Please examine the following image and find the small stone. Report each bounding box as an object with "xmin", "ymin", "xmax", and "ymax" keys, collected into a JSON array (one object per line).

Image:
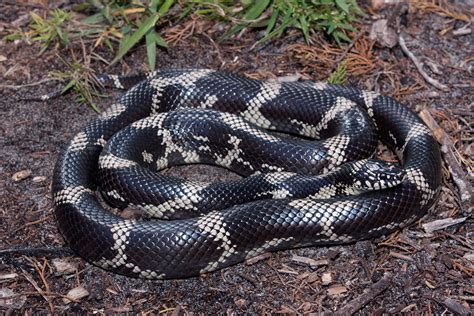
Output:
[
  {"xmin": 12, "ymin": 169, "xmax": 32, "ymax": 181},
  {"xmin": 63, "ymin": 286, "xmax": 89, "ymax": 304}
]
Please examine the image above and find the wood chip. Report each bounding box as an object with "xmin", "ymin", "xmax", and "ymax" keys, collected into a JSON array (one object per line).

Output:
[
  {"xmin": 400, "ymin": 303, "xmax": 416, "ymax": 312},
  {"xmin": 0, "ymin": 55, "xmax": 6, "ymax": 62},
  {"xmin": 336, "ymin": 273, "xmax": 393, "ymax": 315},
  {"xmin": 63, "ymin": 286, "xmax": 89, "ymax": 304},
  {"xmin": 106, "ymin": 288, "xmax": 119, "ymax": 295},
  {"xmin": 419, "ymin": 109, "xmax": 473, "ymax": 203},
  {"xmin": 422, "ymin": 217, "xmax": 467, "ymax": 233},
  {"xmin": 328, "ymin": 285, "xmax": 347, "ymax": 296},
  {"xmin": 322, "ymin": 272, "xmax": 333, "ymax": 285},
  {"xmin": 106, "ymin": 306, "xmax": 132, "ymax": 313},
  {"xmin": 234, "ymin": 298, "xmax": 247, "ymax": 308},
  {"xmin": 305, "ymin": 272, "xmax": 320, "ymax": 284},
  {"xmin": 277, "ymin": 268, "xmax": 299, "ymax": 275},
  {"xmin": 52, "ymin": 258, "xmax": 77, "ymax": 275},
  {"xmin": 453, "ymin": 24, "xmax": 471, "ymax": 36},
  {"xmin": 245, "ymin": 252, "xmax": 271, "ymax": 265},
  {"xmin": 389, "ymin": 251, "xmax": 414, "ymax": 262},
  {"xmin": 463, "ymin": 253, "xmax": 474, "ymax": 261},
  {"xmin": 32, "ymin": 176, "xmax": 47, "ymax": 183},
  {"xmin": 440, "ymin": 297, "xmax": 472, "ymax": 315},
  {"xmin": 0, "ymin": 273, "xmax": 18, "ymax": 280},
  {"xmin": 12, "ymin": 169, "xmax": 32, "ymax": 182},
  {"xmin": 291, "ymin": 255, "xmax": 329, "ymax": 267}
]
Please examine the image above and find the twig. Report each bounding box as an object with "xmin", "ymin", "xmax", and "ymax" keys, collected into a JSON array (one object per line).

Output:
[
  {"xmin": 9, "ymin": 215, "xmax": 51, "ymax": 235},
  {"xmin": 0, "ymin": 78, "xmax": 61, "ymax": 90},
  {"xmin": 201, "ymin": 33, "xmax": 225, "ymax": 68},
  {"xmin": 419, "ymin": 109, "xmax": 473, "ymax": 204},
  {"xmin": 22, "ymin": 269, "xmax": 55, "ymax": 313},
  {"xmin": 398, "ymin": 34, "xmax": 449, "ymax": 91},
  {"xmin": 3, "ymin": 291, "xmax": 79, "ymax": 303},
  {"xmin": 327, "ymin": 31, "xmax": 364, "ymax": 76},
  {"xmin": 33, "ymin": 258, "xmax": 51, "ymax": 297},
  {"xmin": 0, "ymin": 246, "xmax": 74, "ymax": 257},
  {"xmin": 335, "ymin": 273, "xmax": 393, "ymax": 315}
]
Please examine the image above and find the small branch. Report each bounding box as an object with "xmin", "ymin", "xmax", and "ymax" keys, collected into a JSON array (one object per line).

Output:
[
  {"xmin": 327, "ymin": 31, "xmax": 363, "ymax": 77},
  {"xmin": 9, "ymin": 215, "xmax": 51, "ymax": 235},
  {"xmin": 419, "ymin": 109, "xmax": 472, "ymax": 204},
  {"xmin": 336, "ymin": 273, "xmax": 393, "ymax": 315},
  {"xmin": 22, "ymin": 270, "xmax": 55, "ymax": 313},
  {"xmin": 398, "ymin": 34, "xmax": 449, "ymax": 91},
  {"xmin": 0, "ymin": 246, "xmax": 74, "ymax": 257},
  {"xmin": 0, "ymin": 78, "xmax": 61, "ymax": 90}
]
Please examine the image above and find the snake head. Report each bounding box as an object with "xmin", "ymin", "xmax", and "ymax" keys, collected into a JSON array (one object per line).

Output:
[{"xmin": 351, "ymin": 159, "xmax": 404, "ymax": 191}]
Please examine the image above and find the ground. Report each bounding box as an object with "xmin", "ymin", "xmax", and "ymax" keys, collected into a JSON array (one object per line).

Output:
[{"xmin": 0, "ymin": 1, "xmax": 473, "ymax": 314}]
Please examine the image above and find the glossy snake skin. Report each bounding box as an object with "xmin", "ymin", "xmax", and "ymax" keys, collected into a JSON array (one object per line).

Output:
[{"xmin": 52, "ymin": 69, "xmax": 442, "ymax": 279}]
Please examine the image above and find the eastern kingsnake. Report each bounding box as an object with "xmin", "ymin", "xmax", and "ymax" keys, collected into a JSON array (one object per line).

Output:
[{"xmin": 52, "ymin": 69, "xmax": 442, "ymax": 279}]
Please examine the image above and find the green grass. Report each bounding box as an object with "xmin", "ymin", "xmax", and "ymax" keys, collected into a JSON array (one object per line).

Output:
[
  {"xmin": 327, "ymin": 60, "xmax": 347, "ymax": 84},
  {"xmin": 5, "ymin": 1, "xmax": 362, "ymax": 110},
  {"xmin": 49, "ymin": 56, "xmax": 106, "ymax": 112},
  {"xmin": 9, "ymin": 1, "xmax": 363, "ymax": 69},
  {"xmin": 209, "ymin": 0, "xmax": 364, "ymax": 45}
]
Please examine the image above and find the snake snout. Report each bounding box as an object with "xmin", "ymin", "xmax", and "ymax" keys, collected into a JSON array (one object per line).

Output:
[{"xmin": 353, "ymin": 159, "xmax": 404, "ymax": 191}]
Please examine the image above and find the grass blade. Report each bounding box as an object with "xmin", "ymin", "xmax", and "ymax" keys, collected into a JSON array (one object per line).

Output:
[
  {"xmin": 154, "ymin": 33, "xmax": 168, "ymax": 48},
  {"xmin": 335, "ymin": 0, "xmax": 349, "ymax": 13},
  {"xmin": 145, "ymin": 29, "xmax": 156, "ymax": 70},
  {"xmin": 221, "ymin": 0, "xmax": 270, "ymax": 40},
  {"xmin": 265, "ymin": 8, "xmax": 279, "ymax": 34},
  {"xmin": 256, "ymin": 10, "xmax": 294, "ymax": 45},
  {"xmin": 111, "ymin": 13, "xmax": 160, "ymax": 65},
  {"xmin": 157, "ymin": 0, "xmax": 174, "ymax": 16}
]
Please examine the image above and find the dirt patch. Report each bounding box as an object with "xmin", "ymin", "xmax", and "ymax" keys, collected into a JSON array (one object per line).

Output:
[{"xmin": 1, "ymin": 2, "xmax": 472, "ymax": 314}]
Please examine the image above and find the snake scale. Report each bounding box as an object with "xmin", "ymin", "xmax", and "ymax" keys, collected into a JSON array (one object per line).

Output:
[{"xmin": 52, "ymin": 69, "xmax": 442, "ymax": 279}]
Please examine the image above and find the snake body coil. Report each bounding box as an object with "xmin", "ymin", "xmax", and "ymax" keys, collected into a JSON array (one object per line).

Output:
[{"xmin": 52, "ymin": 69, "xmax": 441, "ymax": 279}]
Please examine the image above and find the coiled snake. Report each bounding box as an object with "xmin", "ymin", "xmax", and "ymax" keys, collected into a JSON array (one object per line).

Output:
[{"xmin": 52, "ymin": 69, "xmax": 441, "ymax": 279}]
